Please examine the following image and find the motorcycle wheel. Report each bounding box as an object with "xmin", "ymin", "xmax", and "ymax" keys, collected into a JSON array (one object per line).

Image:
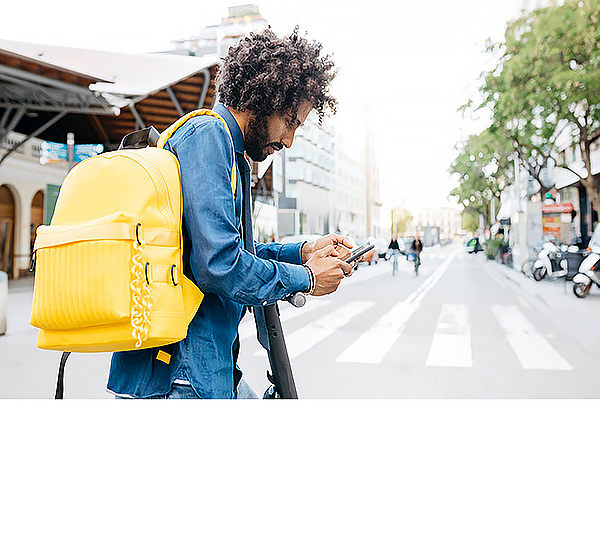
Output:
[
  {"xmin": 573, "ymin": 282, "xmax": 591, "ymax": 299},
  {"xmin": 533, "ymin": 267, "xmax": 546, "ymax": 281}
]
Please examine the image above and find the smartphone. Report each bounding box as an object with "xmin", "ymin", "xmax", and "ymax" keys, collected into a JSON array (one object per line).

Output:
[{"xmin": 345, "ymin": 243, "xmax": 375, "ymax": 264}]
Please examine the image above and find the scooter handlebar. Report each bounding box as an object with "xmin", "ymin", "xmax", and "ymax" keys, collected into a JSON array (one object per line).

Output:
[{"xmin": 284, "ymin": 292, "xmax": 306, "ymax": 308}]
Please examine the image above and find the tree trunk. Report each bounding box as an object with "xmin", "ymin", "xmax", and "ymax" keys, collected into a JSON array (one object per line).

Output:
[{"xmin": 581, "ymin": 134, "xmax": 600, "ymax": 228}]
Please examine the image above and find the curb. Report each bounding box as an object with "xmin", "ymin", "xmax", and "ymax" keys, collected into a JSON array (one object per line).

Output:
[{"xmin": 494, "ymin": 261, "xmax": 566, "ymax": 308}]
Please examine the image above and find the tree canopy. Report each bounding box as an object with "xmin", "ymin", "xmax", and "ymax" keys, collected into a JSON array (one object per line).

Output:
[
  {"xmin": 453, "ymin": 0, "xmax": 600, "ymax": 223},
  {"xmin": 450, "ymin": 127, "xmax": 513, "ymax": 225},
  {"xmin": 480, "ymin": 0, "xmax": 600, "ymax": 206}
]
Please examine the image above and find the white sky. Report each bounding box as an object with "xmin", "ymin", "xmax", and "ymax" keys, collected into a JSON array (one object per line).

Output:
[{"xmin": 3, "ymin": 0, "xmax": 527, "ymax": 212}]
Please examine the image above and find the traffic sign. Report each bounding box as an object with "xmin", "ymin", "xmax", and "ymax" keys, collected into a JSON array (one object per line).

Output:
[
  {"xmin": 40, "ymin": 141, "xmax": 67, "ymax": 165},
  {"xmin": 74, "ymin": 143, "xmax": 104, "ymax": 162},
  {"xmin": 40, "ymin": 141, "xmax": 103, "ymax": 165}
]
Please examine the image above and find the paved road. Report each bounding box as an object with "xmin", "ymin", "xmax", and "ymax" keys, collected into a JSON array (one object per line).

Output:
[
  {"xmin": 239, "ymin": 244, "xmax": 600, "ymax": 398},
  {"xmin": 2, "ymin": 243, "xmax": 600, "ymax": 398}
]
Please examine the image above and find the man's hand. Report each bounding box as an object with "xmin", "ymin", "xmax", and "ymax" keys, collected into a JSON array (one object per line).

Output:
[
  {"xmin": 305, "ymin": 245, "xmax": 354, "ymax": 296},
  {"xmin": 301, "ymin": 234, "xmax": 353, "ymax": 264}
]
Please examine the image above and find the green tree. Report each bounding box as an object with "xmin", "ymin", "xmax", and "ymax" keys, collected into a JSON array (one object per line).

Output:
[
  {"xmin": 449, "ymin": 127, "xmax": 513, "ymax": 227},
  {"xmin": 479, "ymin": 0, "xmax": 600, "ymax": 207},
  {"xmin": 461, "ymin": 209, "xmax": 479, "ymax": 234},
  {"xmin": 391, "ymin": 207, "xmax": 412, "ymax": 235}
]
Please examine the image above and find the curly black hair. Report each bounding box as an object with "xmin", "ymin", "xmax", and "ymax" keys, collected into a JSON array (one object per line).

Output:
[{"xmin": 216, "ymin": 27, "xmax": 337, "ymax": 124}]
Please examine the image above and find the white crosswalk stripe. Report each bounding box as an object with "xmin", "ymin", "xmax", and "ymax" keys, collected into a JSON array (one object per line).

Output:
[
  {"xmin": 255, "ymin": 301, "xmax": 374, "ymax": 359},
  {"xmin": 337, "ymin": 251, "xmax": 457, "ymax": 364},
  {"xmin": 238, "ymin": 299, "xmax": 331, "ymax": 341},
  {"xmin": 491, "ymin": 305, "xmax": 572, "ymax": 370},
  {"xmin": 425, "ymin": 304, "xmax": 472, "ymax": 367}
]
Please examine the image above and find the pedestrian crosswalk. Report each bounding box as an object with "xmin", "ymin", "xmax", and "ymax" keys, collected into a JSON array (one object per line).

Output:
[
  {"xmin": 238, "ymin": 298, "xmax": 332, "ymax": 341},
  {"xmin": 252, "ymin": 301, "xmax": 374, "ymax": 358},
  {"xmin": 241, "ymin": 298, "xmax": 573, "ymax": 372},
  {"xmin": 491, "ymin": 305, "xmax": 572, "ymax": 371},
  {"xmin": 338, "ymin": 251, "xmax": 457, "ymax": 364},
  {"xmin": 425, "ymin": 304, "xmax": 472, "ymax": 367}
]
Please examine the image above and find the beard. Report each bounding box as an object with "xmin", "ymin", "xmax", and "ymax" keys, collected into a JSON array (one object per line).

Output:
[{"xmin": 245, "ymin": 115, "xmax": 282, "ymax": 162}]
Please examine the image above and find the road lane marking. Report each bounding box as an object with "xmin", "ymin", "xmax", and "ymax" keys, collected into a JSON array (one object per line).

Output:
[
  {"xmin": 338, "ymin": 262, "xmax": 389, "ymax": 288},
  {"xmin": 491, "ymin": 305, "xmax": 572, "ymax": 370},
  {"xmin": 425, "ymin": 304, "xmax": 472, "ymax": 367},
  {"xmin": 254, "ymin": 301, "xmax": 374, "ymax": 358},
  {"xmin": 238, "ymin": 299, "xmax": 332, "ymax": 341},
  {"xmin": 516, "ymin": 296, "xmax": 530, "ymax": 309},
  {"xmin": 337, "ymin": 250, "xmax": 458, "ymax": 364},
  {"xmin": 484, "ymin": 265, "xmax": 507, "ymax": 289}
]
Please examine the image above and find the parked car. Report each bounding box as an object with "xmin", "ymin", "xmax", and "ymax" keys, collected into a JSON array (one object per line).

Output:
[{"xmin": 373, "ymin": 238, "xmax": 389, "ymax": 259}]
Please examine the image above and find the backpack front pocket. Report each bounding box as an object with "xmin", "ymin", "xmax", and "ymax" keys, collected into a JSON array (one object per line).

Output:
[
  {"xmin": 31, "ymin": 239, "xmax": 133, "ymax": 330},
  {"xmin": 30, "ymin": 213, "xmax": 141, "ymax": 332}
]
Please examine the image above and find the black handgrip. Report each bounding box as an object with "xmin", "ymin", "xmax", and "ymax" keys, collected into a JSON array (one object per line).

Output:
[{"xmin": 284, "ymin": 292, "xmax": 306, "ymax": 307}]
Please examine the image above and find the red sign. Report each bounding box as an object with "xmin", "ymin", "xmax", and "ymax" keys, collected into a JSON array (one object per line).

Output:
[
  {"xmin": 542, "ymin": 219, "xmax": 562, "ymax": 236},
  {"xmin": 542, "ymin": 203, "xmax": 574, "ymax": 214}
]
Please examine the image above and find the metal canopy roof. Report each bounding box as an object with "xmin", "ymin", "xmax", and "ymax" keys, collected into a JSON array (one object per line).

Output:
[
  {"xmin": 0, "ymin": 39, "xmax": 220, "ymax": 159},
  {"xmin": 0, "ymin": 39, "xmax": 218, "ymax": 101}
]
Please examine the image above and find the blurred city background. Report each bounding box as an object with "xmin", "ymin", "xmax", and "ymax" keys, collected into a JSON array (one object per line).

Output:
[{"xmin": 1, "ymin": 0, "xmax": 600, "ymax": 398}]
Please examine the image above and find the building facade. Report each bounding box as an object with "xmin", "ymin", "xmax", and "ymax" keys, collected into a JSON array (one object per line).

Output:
[
  {"xmin": 499, "ymin": 132, "xmax": 600, "ymax": 271},
  {"xmin": 334, "ymin": 127, "xmax": 367, "ymax": 238},
  {"xmin": 276, "ymin": 111, "xmax": 336, "ymax": 237},
  {"xmin": 0, "ymin": 132, "xmax": 68, "ymax": 277},
  {"xmin": 332, "ymin": 107, "xmax": 383, "ymax": 240},
  {"xmin": 169, "ymin": 4, "xmax": 268, "ymax": 57}
]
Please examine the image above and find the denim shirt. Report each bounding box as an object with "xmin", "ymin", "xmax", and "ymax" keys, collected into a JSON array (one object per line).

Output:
[{"xmin": 107, "ymin": 104, "xmax": 310, "ymax": 399}]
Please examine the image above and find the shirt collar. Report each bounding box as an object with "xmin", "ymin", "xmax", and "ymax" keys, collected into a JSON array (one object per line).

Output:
[{"xmin": 212, "ymin": 103, "xmax": 245, "ymax": 154}]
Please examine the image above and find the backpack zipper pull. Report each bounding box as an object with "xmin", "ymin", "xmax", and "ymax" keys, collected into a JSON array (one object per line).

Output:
[{"xmin": 29, "ymin": 250, "xmax": 36, "ymax": 273}]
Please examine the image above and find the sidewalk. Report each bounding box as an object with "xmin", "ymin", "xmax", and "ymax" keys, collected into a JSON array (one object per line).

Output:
[
  {"xmin": 487, "ymin": 258, "xmax": 600, "ymax": 357},
  {"xmin": 490, "ymin": 259, "xmax": 600, "ymax": 310},
  {"xmin": 0, "ymin": 280, "xmax": 112, "ymax": 398}
]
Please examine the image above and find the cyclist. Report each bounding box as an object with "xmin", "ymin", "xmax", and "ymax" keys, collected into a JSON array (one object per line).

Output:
[
  {"xmin": 388, "ymin": 236, "xmax": 401, "ymax": 276},
  {"xmin": 410, "ymin": 235, "xmax": 423, "ymax": 275}
]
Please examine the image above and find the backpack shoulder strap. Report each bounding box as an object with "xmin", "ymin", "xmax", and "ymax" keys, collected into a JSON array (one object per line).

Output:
[{"xmin": 157, "ymin": 109, "xmax": 237, "ymax": 196}]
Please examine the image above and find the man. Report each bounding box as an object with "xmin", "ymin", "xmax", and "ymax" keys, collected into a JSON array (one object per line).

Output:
[{"xmin": 107, "ymin": 28, "xmax": 353, "ymax": 399}]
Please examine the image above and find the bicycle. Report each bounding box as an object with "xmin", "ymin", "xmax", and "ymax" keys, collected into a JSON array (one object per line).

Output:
[
  {"xmin": 390, "ymin": 249, "xmax": 400, "ymax": 276},
  {"xmin": 413, "ymin": 252, "xmax": 421, "ymax": 276}
]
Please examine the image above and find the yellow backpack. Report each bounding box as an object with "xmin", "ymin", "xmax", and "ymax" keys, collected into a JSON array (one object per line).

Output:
[{"xmin": 30, "ymin": 110, "xmax": 236, "ymax": 353}]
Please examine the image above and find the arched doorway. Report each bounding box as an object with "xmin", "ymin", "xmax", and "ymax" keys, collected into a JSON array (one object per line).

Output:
[
  {"xmin": 30, "ymin": 190, "xmax": 44, "ymax": 256},
  {"xmin": 0, "ymin": 185, "xmax": 15, "ymax": 277}
]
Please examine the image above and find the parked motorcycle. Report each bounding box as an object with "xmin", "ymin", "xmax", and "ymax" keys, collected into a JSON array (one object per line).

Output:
[
  {"xmin": 572, "ymin": 249, "xmax": 600, "ymax": 298},
  {"xmin": 532, "ymin": 241, "xmax": 574, "ymax": 281}
]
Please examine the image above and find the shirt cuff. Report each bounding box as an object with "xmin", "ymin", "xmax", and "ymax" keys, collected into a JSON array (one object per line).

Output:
[
  {"xmin": 278, "ymin": 242, "xmax": 304, "ymax": 265},
  {"xmin": 279, "ymin": 262, "xmax": 311, "ymax": 294}
]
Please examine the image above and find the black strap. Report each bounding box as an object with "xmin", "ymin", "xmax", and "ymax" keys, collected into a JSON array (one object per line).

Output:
[
  {"xmin": 237, "ymin": 153, "xmax": 270, "ymax": 351},
  {"xmin": 55, "ymin": 351, "xmax": 71, "ymax": 399}
]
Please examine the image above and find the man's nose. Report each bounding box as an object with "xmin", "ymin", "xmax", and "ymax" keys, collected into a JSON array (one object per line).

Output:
[{"xmin": 281, "ymin": 130, "xmax": 296, "ymax": 149}]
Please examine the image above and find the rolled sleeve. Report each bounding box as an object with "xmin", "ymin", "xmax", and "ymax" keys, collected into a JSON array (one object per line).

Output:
[
  {"xmin": 255, "ymin": 241, "xmax": 304, "ymax": 264},
  {"xmin": 168, "ymin": 119, "xmax": 310, "ymax": 306}
]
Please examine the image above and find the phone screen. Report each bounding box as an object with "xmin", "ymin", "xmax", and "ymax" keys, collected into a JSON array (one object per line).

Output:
[{"xmin": 345, "ymin": 243, "xmax": 374, "ymax": 264}]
